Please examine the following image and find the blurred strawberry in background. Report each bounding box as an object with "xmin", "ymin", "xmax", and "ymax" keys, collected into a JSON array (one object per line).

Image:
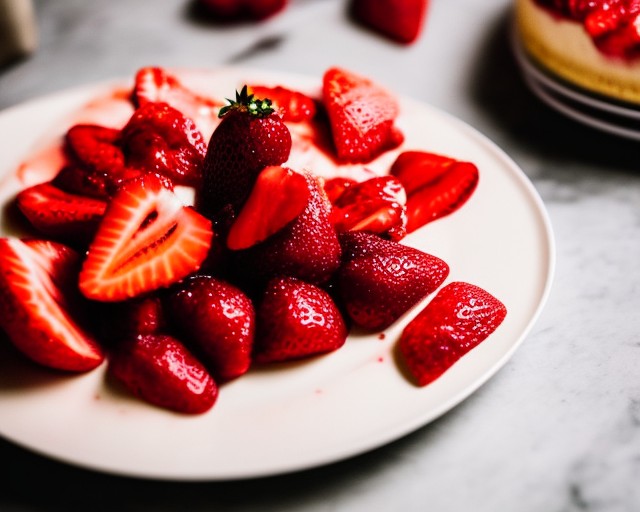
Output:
[
  {"xmin": 197, "ymin": 0, "xmax": 288, "ymax": 21},
  {"xmin": 351, "ymin": 0, "xmax": 429, "ymax": 44}
]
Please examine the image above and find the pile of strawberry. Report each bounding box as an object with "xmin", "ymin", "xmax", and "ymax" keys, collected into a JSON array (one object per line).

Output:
[{"xmin": 0, "ymin": 66, "xmax": 506, "ymax": 414}]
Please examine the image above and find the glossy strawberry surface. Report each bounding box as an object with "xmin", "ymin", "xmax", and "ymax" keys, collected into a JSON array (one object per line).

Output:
[
  {"xmin": 322, "ymin": 67, "xmax": 403, "ymax": 163},
  {"xmin": 337, "ymin": 231, "xmax": 449, "ymax": 330},
  {"xmin": 166, "ymin": 275, "xmax": 255, "ymax": 382},
  {"xmin": 121, "ymin": 102, "xmax": 207, "ymax": 188},
  {"xmin": 328, "ymin": 175, "xmax": 407, "ymax": 241},
  {"xmin": 390, "ymin": 151, "xmax": 479, "ymax": 232},
  {"xmin": 16, "ymin": 182, "xmax": 107, "ymax": 245},
  {"xmin": 0, "ymin": 238, "xmax": 104, "ymax": 371},
  {"xmin": 199, "ymin": 87, "xmax": 292, "ymax": 229},
  {"xmin": 254, "ymin": 277, "xmax": 347, "ymax": 363},
  {"xmin": 231, "ymin": 171, "xmax": 342, "ymax": 286},
  {"xmin": 399, "ymin": 282, "xmax": 507, "ymax": 386},
  {"xmin": 109, "ymin": 334, "xmax": 218, "ymax": 414}
]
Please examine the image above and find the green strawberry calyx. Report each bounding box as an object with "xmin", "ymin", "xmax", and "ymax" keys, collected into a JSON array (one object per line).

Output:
[{"xmin": 218, "ymin": 85, "xmax": 275, "ymax": 118}]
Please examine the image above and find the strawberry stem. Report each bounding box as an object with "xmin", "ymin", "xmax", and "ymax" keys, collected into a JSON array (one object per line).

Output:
[{"xmin": 219, "ymin": 85, "xmax": 275, "ymax": 118}]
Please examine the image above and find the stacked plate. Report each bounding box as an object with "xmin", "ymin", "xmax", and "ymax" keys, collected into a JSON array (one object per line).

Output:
[{"xmin": 511, "ymin": 24, "xmax": 640, "ymax": 141}]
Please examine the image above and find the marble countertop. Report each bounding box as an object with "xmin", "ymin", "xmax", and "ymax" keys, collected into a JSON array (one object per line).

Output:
[{"xmin": 1, "ymin": 0, "xmax": 639, "ymax": 510}]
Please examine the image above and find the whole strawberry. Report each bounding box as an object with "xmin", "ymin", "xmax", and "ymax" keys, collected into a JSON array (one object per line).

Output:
[
  {"xmin": 351, "ymin": 0, "xmax": 429, "ymax": 45},
  {"xmin": 198, "ymin": 86, "xmax": 292, "ymax": 230},
  {"xmin": 337, "ymin": 231, "xmax": 449, "ymax": 330},
  {"xmin": 254, "ymin": 277, "xmax": 347, "ymax": 364},
  {"xmin": 165, "ymin": 275, "xmax": 255, "ymax": 382}
]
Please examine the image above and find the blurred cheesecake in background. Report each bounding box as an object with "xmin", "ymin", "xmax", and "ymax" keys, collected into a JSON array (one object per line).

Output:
[{"xmin": 515, "ymin": 0, "xmax": 640, "ymax": 105}]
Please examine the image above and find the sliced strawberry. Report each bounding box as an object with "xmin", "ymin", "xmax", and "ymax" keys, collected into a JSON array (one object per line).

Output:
[
  {"xmin": 249, "ymin": 85, "xmax": 316, "ymax": 122},
  {"xmin": 53, "ymin": 164, "xmax": 142, "ymax": 199},
  {"xmin": 322, "ymin": 176, "xmax": 357, "ymax": 203},
  {"xmin": 336, "ymin": 231, "xmax": 449, "ymax": 330},
  {"xmin": 226, "ymin": 166, "xmax": 310, "ymax": 250},
  {"xmin": 15, "ymin": 182, "xmax": 107, "ymax": 245},
  {"xmin": 253, "ymin": 277, "xmax": 347, "ymax": 364},
  {"xmin": 351, "ymin": 0, "xmax": 429, "ymax": 44},
  {"xmin": 390, "ymin": 151, "xmax": 457, "ymax": 195},
  {"xmin": 166, "ymin": 275, "xmax": 255, "ymax": 382},
  {"xmin": 65, "ymin": 124, "xmax": 126, "ymax": 176},
  {"xmin": 399, "ymin": 282, "xmax": 507, "ymax": 386},
  {"xmin": 322, "ymin": 67, "xmax": 403, "ymax": 163},
  {"xmin": 133, "ymin": 67, "xmax": 221, "ymax": 124},
  {"xmin": 231, "ymin": 171, "xmax": 342, "ymax": 286},
  {"xmin": 329, "ymin": 175, "xmax": 407, "ymax": 241},
  {"xmin": 197, "ymin": 0, "xmax": 288, "ymax": 20},
  {"xmin": 120, "ymin": 102, "xmax": 208, "ymax": 188},
  {"xmin": 109, "ymin": 334, "xmax": 218, "ymax": 414},
  {"xmin": 390, "ymin": 151, "xmax": 479, "ymax": 232},
  {"xmin": 0, "ymin": 238, "xmax": 104, "ymax": 371},
  {"xmin": 79, "ymin": 174, "xmax": 213, "ymax": 302}
]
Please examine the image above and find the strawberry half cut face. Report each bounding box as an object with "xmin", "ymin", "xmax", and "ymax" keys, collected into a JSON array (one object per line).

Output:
[
  {"xmin": 79, "ymin": 174, "xmax": 213, "ymax": 302},
  {"xmin": 0, "ymin": 238, "xmax": 104, "ymax": 371}
]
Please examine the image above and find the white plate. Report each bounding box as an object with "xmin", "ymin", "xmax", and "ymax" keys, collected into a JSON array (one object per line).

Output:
[
  {"xmin": 0, "ymin": 68, "xmax": 555, "ymax": 480},
  {"xmin": 511, "ymin": 23, "xmax": 640, "ymax": 140}
]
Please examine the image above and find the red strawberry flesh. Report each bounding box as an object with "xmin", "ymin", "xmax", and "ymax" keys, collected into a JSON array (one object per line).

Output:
[
  {"xmin": 79, "ymin": 174, "xmax": 213, "ymax": 301},
  {"xmin": 0, "ymin": 238, "xmax": 104, "ymax": 371},
  {"xmin": 166, "ymin": 275, "xmax": 255, "ymax": 382},
  {"xmin": 226, "ymin": 165, "xmax": 310, "ymax": 250},
  {"xmin": 351, "ymin": 0, "xmax": 429, "ymax": 44},
  {"xmin": 109, "ymin": 334, "xmax": 218, "ymax": 414},
  {"xmin": 337, "ymin": 231, "xmax": 449, "ymax": 330}
]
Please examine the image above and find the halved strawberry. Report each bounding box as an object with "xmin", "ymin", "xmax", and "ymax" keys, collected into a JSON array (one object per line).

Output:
[
  {"xmin": 79, "ymin": 174, "xmax": 213, "ymax": 302},
  {"xmin": 249, "ymin": 85, "xmax": 316, "ymax": 122},
  {"xmin": 329, "ymin": 175, "xmax": 407, "ymax": 241},
  {"xmin": 0, "ymin": 238, "xmax": 104, "ymax": 371},
  {"xmin": 390, "ymin": 151, "xmax": 479, "ymax": 232},
  {"xmin": 350, "ymin": 0, "xmax": 429, "ymax": 44},
  {"xmin": 322, "ymin": 67, "xmax": 403, "ymax": 163},
  {"xmin": 15, "ymin": 182, "xmax": 107, "ymax": 245},
  {"xmin": 109, "ymin": 333, "xmax": 218, "ymax": 414},
  {"xmin": 253, "ymin": 276, "xmax": 347, "ymax": 364},
  {"xmin": 120, "ymin": 102, "xmax": 208, "ymax": 188},
  {"xmin": 226, "ymin": 166, "xmax": 310, "ymax": 250},
  {"xmin": 166, "ymin": 275, "xmax": 255, "ymax": 382},
  {"xmin": 337, "ymin": 231, "xmax": 449, "ymax": 330},
  {"xmin": 399, "ymin": 281, "xmax": 507, "ymax": 386},
  {"xmin": 132, "ymin": 67, "xmax": 221, "ymax": 125},
  {"xmin": 231, "ymin": 171, "xmax": 342, "ymax": 286}
]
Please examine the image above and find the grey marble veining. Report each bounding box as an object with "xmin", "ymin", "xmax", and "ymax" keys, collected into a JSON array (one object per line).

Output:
[{"xmin": 1, "ymin": 0, "xmax": 640, "ymax": 511}]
